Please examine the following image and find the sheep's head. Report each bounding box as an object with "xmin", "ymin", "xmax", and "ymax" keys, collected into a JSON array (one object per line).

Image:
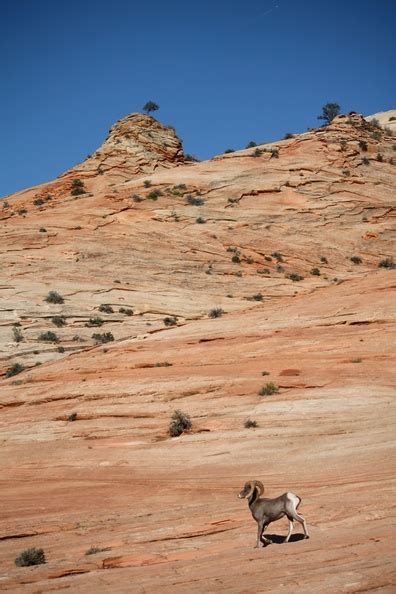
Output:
[{"xmin": 238, "ymin": 480, "xmax": 264, "ymax": 499}]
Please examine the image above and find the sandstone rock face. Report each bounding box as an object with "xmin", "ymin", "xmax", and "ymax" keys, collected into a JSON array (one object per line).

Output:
[
  {"xmin": 0, "ymin": 113, "xmax": 395, "ymax": 593},
  {"xmin": 66, "ymin": 112, "xmax": 185, "ymax": 183},
  {"xmin": 365, "ymin": 108, "xmax": 396, "ymax": 134}
]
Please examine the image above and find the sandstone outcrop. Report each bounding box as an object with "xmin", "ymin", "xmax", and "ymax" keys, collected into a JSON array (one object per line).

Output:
[
  {"xmin": 0, "ymin": 111, "xmax": 395, "ymax": 593},
  {"xmin": 67, "ymin": 112, "xmax": 185, "ymax": 183}
]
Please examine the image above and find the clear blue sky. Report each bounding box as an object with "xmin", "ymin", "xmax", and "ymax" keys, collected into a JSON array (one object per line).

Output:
[{"xmin": 1, "ymin": 0, "xmax": 395, "ymax": 196}]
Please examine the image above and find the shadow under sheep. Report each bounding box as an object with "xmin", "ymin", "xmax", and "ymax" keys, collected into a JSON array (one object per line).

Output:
[{"xmin": 265, "ymin": 533, "xmax": 306, "ymax": 545}]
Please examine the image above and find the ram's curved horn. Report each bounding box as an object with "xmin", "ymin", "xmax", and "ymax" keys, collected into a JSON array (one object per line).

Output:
[
  {"xmin": 244, "ymin": 481, "xmax": 255, "ymax": 498},
  {"xmin": 254, "ymin": 480, "xmax": 264, "ymax": 495}
]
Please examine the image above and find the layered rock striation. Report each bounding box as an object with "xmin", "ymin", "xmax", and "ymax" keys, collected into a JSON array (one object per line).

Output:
[
  {"xmin": 0, "ymin": 111, "xmax": 395, "ymax": 593},
  {"xmin": 66, "ymin": 113, "xmax": 185, "ymax": 183}
]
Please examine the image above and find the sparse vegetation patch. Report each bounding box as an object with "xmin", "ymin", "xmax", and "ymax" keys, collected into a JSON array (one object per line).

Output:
[
  {"xmin": 164, "ymin": 316, "xmax": 177, "ymax": 326},
  {"xmin": 99, "ymin": 304, "xmax": 114, "ymax": 313},
  {"xmin": 15, "ymin": 548, "xmax": 45, "ymax": 567},
  {"xmin": 378, "ymin": 257, "xmax": 395, "ymax": 269},
  {"xmin": 51, "ymin": 316, "xmax": 66, "ymax": 327},
  {"xmin": 92, "ymin": 332, "xmax": 114, "ymax": 344},
  {"xmin": 45, "ymin": 291, "xmax": 64, "ymax": 304},
  {"xmin": 12, "ymin": 326, "xmax": 24, "ymax": 342},
  {"xmin": 186, "ymin": 195, "xmax": 204, "ymax": 206},
  {"xmin": 38, "ymin": 331, "xmax": 59, "ymax": 343},
  {"xmin": 5, "ymin": 363, "xmax": 25, "ymax": 378},
  {"xmin": 244, "ymin": 419, "xmax": 258, "ymax": 428},
  {"xmin": 259, "ymin": 382, "xmax": 279, "ymax": 396},
  {"xmin": 209, "ymin": 308, "xmax": 224, "ymax": 318},
  {"xmin": 169, "ymin": 409, "xmax": 192, "ymax": 437},
  {"xmin": 85, "ymin": 317, "xmax": 104, "ymax": 327},
  {"xmin": 350, "ymin": 256, "xmax": 362, "ymax": 264}
]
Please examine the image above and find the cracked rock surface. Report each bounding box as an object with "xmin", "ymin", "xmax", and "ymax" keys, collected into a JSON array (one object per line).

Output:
[{"xmin": 0, "ymin": 111, "xmax": 395, "ymax": 593}]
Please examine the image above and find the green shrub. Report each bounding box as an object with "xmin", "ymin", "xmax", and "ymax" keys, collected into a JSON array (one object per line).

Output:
[
  {"xmin": 252, "ymin": 293, "xmax": 263, "ymax": 301},
  {"xmin": 33, "ymin": 197, "xmax": 45, "ymax": 206},
  {"xmin": 143, "ymin": 180, "xmax": 152, "ymax": 188},
  {"xmin": 276, "ymin": 264, "xmax": 285, "ymax": 273},
  {"xmin": 246, "ymin": 141, "xmax": 257, "ymax": 148},
  {"xmin": 259, "ymin": 382, "xmax": 279, "ymax": 396},
  {"xmin": 283, "ymin": 133, "xmax": 294, "ymax": 139},
  {"xmin": 2, "ymin": 201, "xmax": 10, "ymax": 209},
  {"xmin": 209, "ymin": 307, "xmax": 224, "ymax": 318},
  {"xmin": 86, "ymin": 547, "xmax": 104, "ymax": 555},
  {"xmin": 92, "ymin": 332, "xmax": 114, "ymax": 344},
  {"xmin": 270, "ymin": 148, "xmax": 279, "ymax": 158},
  {"xmin": 99, "ymin": 304, "xmax": 114, "ymax": 313},
  {"xmin": 317, "ymin": 102, "xmax": 340, "ymax": 124},
  {"xmin": 169, "ymin": 409, "xmax": 192, "ymax": 437},
  {"xmin": 132, "ymin": 194, "xmax": 143, "ymax": 202},
  {"xmin": 350, "ymin": 256, "xmax": 362, "ymax": 264},
  {"xmin": 12, "ymin": 326, "xmax": 24, "ymax": 342},
  {"xmin": 310, "ymin": 268, "xmax": 320, "ymax": 276},
  {"xmin": 196, "ymin": 216, "xmax": 206, "ymax": 224},
  {"xmin": 147, "ymin": 190, "xmax": 163, "ymax": 200},
  {"xmin": 287, "ymin": 273, "xmax": 304, "ymax": 282},
  {"xmin": 186, "ymin": 195, "xmax": 204, "ymax": 206},
  {"xmin": 5, "ymin": 363, "xmax": 25, "ymax": 378},
  {"xmin": 85, "ymin": 317, "xmax": 104, "ymax": 327},
  {"xmin": 45, "ymin": 291, "xmax": 64, "ymax": 304},
  {"xmin": 271, "ymin": 251, "xmax": 283, "ymax": 261},
  {"xmin": 51, "ymin": 316, "xmax": 66, "ymax": 327},
  {"xmin": 320, "ymin": 256, "xmax": 328, "ymax": 264},
  {"xmin": 57, "ymin": 346, "xmax": 65, "ymax": 353},
  {"xmin": 376, "ymin": 153, "xmax": 384, "ymax": 162},
  {"xmin": 244, "ymin": 419, "xmax": 258, "ymax": 428},
  {"xmin": 164, "ymin": 316, "xmax": 177, "ymax": 326},
  {"xmin": 71, "ymin": 179, "xmax": 86, "ymax": 196},
  {"xmin": 224, "ymin": 148, "xmax": 235, "ymax": 154},
  {"xmin": 362, "ymin": 157, "xmax": 370, "ymax": 165},
  {"xmin": 38, "ymin": 331, "xmax": 59, "ymax": 343},
  {"xmin": 257, "ymin": 268, "xmax": 270, "ymax": 274},
  {"xmin": 68, "ymin": 412, "xmax": 78, "ymax": 422},
  {"xmin": 15, "ymin": 548, "xmax": 45, "ymax": 567},
  {"xmin": 253, "ymin": 148, "xmax": 263, "ymax": 157},
  {"xmin": 378, "ymin": 257, "xmax": 395, "ymax": 269},
  {"xmin": 232, "ymin": 254, "xmax": 241, "ymax": 263},
  {"xmin": 358, "ymin": 140, "xmax": 368, "ymax": 151},
  {"xmin": 39, "ymin": 227, "xmax": 47, "ymax": 233},
  {"xmin": 119, "ymin": 308, "xmax": 133, "ymax": 316},
  {"xmin": 143, "ymin": 101, "xmax": 159, "ymax": 115}
]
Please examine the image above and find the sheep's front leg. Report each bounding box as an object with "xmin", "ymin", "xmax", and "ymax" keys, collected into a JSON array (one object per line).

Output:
[
  {"xmin": 261, "ymin": 522, "xmax": 272, "ymax": 547},
  {"xmin": 255, "ymin": 519, "xmax": 265, "ymax": 548}
]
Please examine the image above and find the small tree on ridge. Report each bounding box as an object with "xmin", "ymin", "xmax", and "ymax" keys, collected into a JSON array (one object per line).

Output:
[
  {"xmin": 143, "ymin": 101, "xmax": 159, "ymax": 115},
  {"xmin": 318, "ymin": 102, "xmax": 340, "ymax": 125}
]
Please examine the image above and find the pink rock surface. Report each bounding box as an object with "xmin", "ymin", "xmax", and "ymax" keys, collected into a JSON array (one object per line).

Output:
[{"xmin": 0, "ymin": 112, "xmax": 395, "ymax": 593}]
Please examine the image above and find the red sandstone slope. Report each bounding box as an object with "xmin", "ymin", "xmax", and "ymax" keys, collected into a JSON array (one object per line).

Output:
[{"xmin": 0, "ymin": 112, "xmax": 395, "ymax": 593}]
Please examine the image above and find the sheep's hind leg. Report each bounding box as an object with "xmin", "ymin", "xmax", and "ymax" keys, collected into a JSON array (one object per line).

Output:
[
  {"xmin": 284, "ymin": 519, "xmax": 294, "ymax": 543},
  {"xmin": 286, "ymin": 493, "xmax": 310, "ymax": 539}
]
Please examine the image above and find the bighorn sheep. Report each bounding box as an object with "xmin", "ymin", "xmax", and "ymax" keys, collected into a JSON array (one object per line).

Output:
[{"xmin": 238, "ymin": 480, "xmax": 309, "ymax": 547}]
